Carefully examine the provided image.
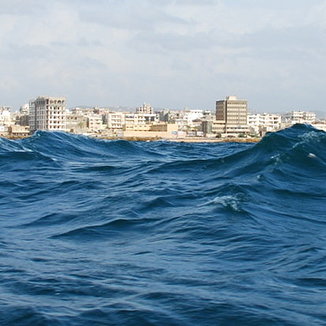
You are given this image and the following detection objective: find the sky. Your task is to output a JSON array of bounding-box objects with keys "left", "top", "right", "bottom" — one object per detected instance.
[{"left": 0, "top": 0, "right": 326, "bottom": 114}]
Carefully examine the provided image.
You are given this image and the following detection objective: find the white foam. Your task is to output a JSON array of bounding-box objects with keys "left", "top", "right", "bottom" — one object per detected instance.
[
  {"left": 202, "top": 195, "right": 242, "bottom": 212},
  {"left": 308, "top": 153, "right": 317, "bottom": 159}
]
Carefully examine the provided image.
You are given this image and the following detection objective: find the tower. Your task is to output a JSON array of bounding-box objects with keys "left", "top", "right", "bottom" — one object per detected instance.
[
  {"left": 216, "top": 96, "right": 249, "bottom": 135},
  {"left": 29, "top": 96, "right": 66, "bottom": 133}
]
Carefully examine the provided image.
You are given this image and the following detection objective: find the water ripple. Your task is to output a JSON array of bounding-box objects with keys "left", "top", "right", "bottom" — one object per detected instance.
[{"left": 0, "top": 124, "right": 325, "bottom": 325}]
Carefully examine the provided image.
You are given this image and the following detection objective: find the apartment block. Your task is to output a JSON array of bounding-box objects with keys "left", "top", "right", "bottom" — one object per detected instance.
[
  {"left": 87, "top": 114, "right": 105, "bottom": 131},
  {"left": 248, "top": 113, "right": 281, "bottom": 135},
  {"left": 29, "top": 96, "right": 66, "bottom": 132},
  {"left": 124, "top": 112, "right": 158, "bottom": 130},
  {"left": 104, "top": 112, "right": 126, "bottom": 130},
  {"left": 282, "top": 111, "right": 316, "bottom": 124}
]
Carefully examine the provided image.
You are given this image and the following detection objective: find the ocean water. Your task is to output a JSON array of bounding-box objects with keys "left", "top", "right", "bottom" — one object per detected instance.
[{"left": 0, "top": 124, "right": 326, "bottom": 326}]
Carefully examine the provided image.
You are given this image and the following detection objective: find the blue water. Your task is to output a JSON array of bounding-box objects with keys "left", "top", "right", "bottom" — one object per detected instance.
[{"left": 0, "top": 124, "right": 326, "bottom": 325}]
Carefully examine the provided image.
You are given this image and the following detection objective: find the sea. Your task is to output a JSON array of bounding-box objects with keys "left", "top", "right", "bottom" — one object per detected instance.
[{"left": 0, "top": 123, "right": 325, "bottom": 326}]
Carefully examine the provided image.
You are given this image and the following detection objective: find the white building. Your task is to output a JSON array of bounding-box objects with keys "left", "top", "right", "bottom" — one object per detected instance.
[
  {"left": 136, "top": 103, "right": 154, "bottom": 114},
  {"left": 184, "top": 110, "right": 204, "bottom": 126},
  {"left": 20, "top": 104, "right": 29, "bottom": 115},
  {"left": 87, "top": 113, "right": 105, "bottom": 131},
  {"left": 0, "top": 107, "right": 12, "bottom": 126},
  {"left": 29, "top": 96, "right": 66, "bottom": 132},
  {"left": 104, "top": 112, "right": 126, "bottom": 130},
  {"left": 168, "top": 110, "right": 206, "bottom": 132},
  {"left": 124, "top": 112, "right": 158, "bottom": 129},
  {"left": 248, "top": 113, "right": 281, "bottom": 135},
  {"left": 282, "top": 111, "right": 316, "bottom": 124}
]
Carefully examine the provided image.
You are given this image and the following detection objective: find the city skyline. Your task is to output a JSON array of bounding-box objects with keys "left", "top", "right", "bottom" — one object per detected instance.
[
  {"left": 3, "top": 94, "right": 323, "bottom": 140},
  {"left": 1, "top": 1, "right": 326, "bottom": 113}
]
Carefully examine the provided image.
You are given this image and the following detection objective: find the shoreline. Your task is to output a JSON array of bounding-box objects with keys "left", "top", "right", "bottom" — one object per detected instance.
[
  {"left": 160, "top": 137, "right": 260, "bottom": 143},
  {"left": 3, "top": 134, "right": 261, "bottom": 143},
  {"left": 102, "top": 137, "right": 261, "bottom": 143}
]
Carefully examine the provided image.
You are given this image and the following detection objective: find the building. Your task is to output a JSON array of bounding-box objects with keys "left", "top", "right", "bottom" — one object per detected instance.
[
  {"left": 158, "top": 109, "right": 181, "bottom": 123},
  {"left": 136, "top": 103, "right": 154, "bottom": 114},
  {"left": 248, "top": 113, "right": 281, "bottom": 135},
  {"left": 216, "top": 96, "right": 249, "bottom": 135},
  {"left": 282, "top": 110, "right": 316, "bottom": 124},
  {"left": 122, "top": 123, "right": 178, "bottom": 139},
  {"left": 12, "top": 104, "right": 30, "bottom": 127},
  {"left": 124, "top": 112, "right": 158, "bottom": 130},
  {"left": 8, "top": 125, "right": 30, "bottom": 138},
  {"left": 87, "top": 113, "right": 105, "bottom": 131},
  {"left": 184, "top": 110, "right": 204, "bottom": 127},
  {"left": 66, "top": 113, "right": 88, "bottom": 133},
  {"left": 0, "top": 106, "right": 12, "bottom": 126},
  {"left": 20, "top": 104, "right": 29, "bottom": 115},
  {"left": 202, "top": 120, "right": 226, "bottom": 137},
  {"left": 29, "top": 96, "right": 66, "bottom": 132},
  {"left": 104, "top": 112, "right": 126, "bottom": 130}
]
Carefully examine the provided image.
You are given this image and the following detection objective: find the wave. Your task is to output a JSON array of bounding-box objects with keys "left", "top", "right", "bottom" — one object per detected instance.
[
  {"left": 1, "top": 124, "right": 326, "bottom": 325},
  {"left": 1, "top": 123, "right": 324, "bottom": 169},
  {"left": 20, "top": 130, "right": 164, "bottom": 161}
]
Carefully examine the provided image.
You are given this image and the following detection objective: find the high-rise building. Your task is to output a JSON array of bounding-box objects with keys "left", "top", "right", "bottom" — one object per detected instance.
[
  {"left": 216, "top": 96, "right": 249, "bottom": 135},
  {"left": 29, "top": 96, "right": 66, "bottom": 132}
]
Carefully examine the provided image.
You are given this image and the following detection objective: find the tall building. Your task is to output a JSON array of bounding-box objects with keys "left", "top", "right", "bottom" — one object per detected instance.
[
  {"left": 29, "top": 96, "right": 66, "bottom": 132},
  {"left": 216, "top": 96, "right": 249, "bottom": 135}
]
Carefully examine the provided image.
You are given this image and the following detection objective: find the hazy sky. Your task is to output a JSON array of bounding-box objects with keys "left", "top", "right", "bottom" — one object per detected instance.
[{"left": 1, "top": 0, "right": 326, "bottom": 113}]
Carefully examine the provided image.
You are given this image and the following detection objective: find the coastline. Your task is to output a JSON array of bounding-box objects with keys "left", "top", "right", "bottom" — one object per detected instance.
[
  {"left": 161, "top": 137, "right": 260, "bottom": 143},
  {"left": 2, "top": 134, "right": 261, "bottom": 143},
  {"left": 107, "top": 137, "right": 261, "bottom": 143}
]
